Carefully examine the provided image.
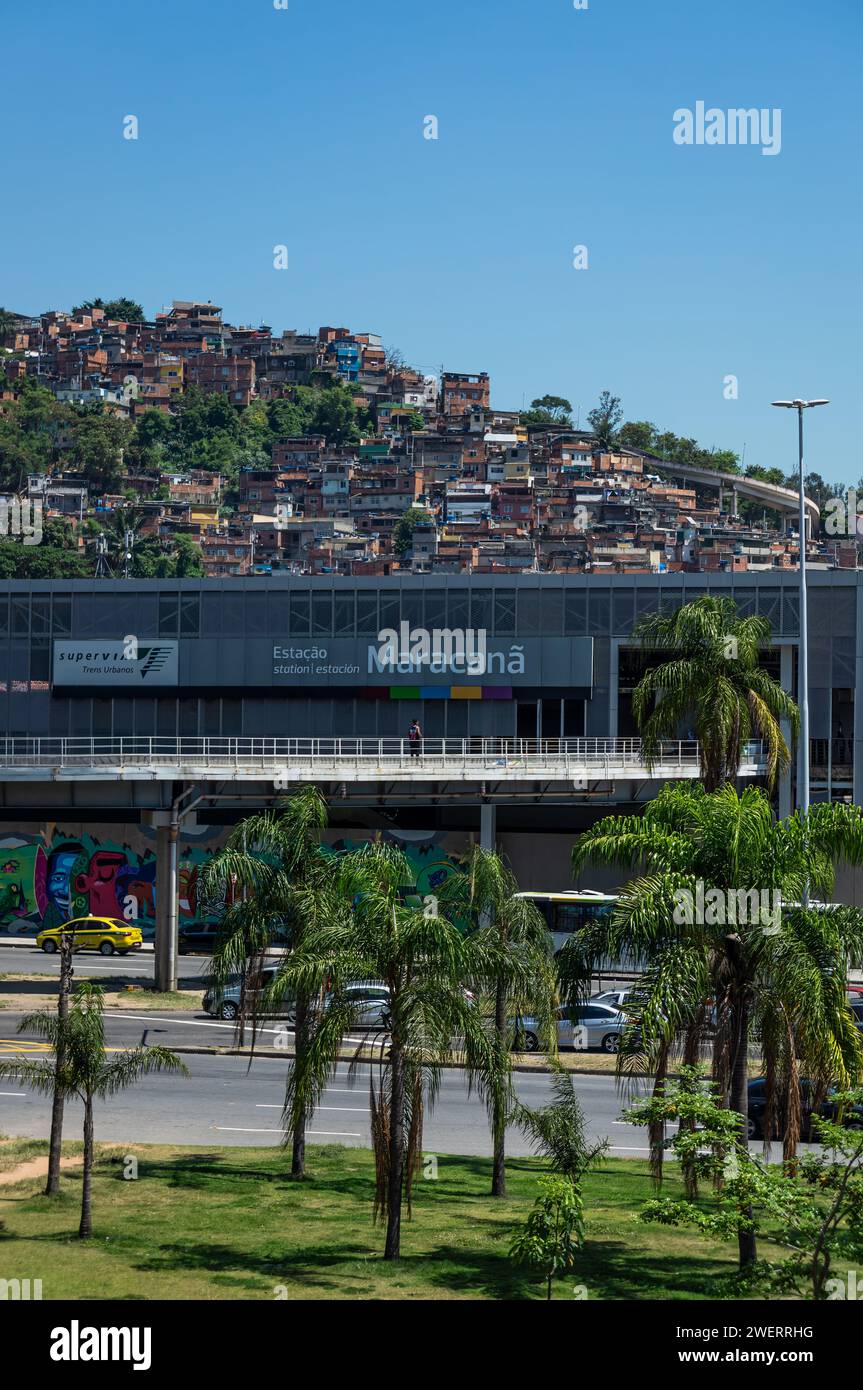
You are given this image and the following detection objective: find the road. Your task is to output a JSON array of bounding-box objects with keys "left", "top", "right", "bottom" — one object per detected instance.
[
  {"left": 0, "top": 944, "right": 212, "bottom": 986},
  {"left": 0, "top": 1007, "right": 655, "bottom": 1157}
]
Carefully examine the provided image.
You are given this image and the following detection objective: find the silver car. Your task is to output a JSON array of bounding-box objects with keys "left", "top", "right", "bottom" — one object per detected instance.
[
  {"left": 202, "top": 965, "right": 292, "bottom": 1022},
  {"left": 515, "top": 1003, "right": 627, "bottom": 1054},
  {"left": 591, "top": 988, "right": 633, "bottom": 1010},
  {"left": 203, "top": 973, "right": 392, "bottom": 1029}
]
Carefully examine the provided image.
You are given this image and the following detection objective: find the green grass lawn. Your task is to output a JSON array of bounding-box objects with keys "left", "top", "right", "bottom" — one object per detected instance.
[{"left": 0, "top": 1138, "right": 799, "bottom": 1301}]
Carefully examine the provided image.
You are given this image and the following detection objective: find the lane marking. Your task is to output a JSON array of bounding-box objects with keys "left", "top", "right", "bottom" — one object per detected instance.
[
  {"left": 0, "top": 1091, "right": 26, "bottom": 1096},
  {"left": 214, "top": 1127, "right": 280, "bottom": 1134},
  {"left": 255, "top": 1103, "right": 368, "bottom": 1114},
  {"left": 214, "top": 1126, "right": 362, "bottom": 1138}
]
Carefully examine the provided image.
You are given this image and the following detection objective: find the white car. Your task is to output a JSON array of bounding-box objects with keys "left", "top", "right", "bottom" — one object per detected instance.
[{"left": 591, "top": 988, "right": 633, "bottom": 1010}]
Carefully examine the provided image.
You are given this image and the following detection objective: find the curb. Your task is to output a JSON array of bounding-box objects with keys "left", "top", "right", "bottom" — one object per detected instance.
[
  {"left": 0, "top": 939, "right": 155, "bottom": 953},
  {"left": 165, "top": 1042, "right": 627, "bottom": 1077}
]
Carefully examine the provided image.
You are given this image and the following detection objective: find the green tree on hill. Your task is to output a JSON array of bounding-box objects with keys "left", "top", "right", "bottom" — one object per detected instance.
[
  {"left": 521, "top": 394, "right": 573, "bottom": 427},
  {"left": 71, "top": 297, "right": 146, "bottom": 323},
  {"left": 70, "top": 408, "right": 132, "bottom": 492},
  {"left": 393, "top": 507, "right": 433, "bottom": 556},
  {"left": 587, "top": 391, "right": 623, "bottom": 449}
]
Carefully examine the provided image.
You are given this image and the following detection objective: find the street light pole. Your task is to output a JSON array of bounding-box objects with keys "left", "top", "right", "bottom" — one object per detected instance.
[
  {"left": 771, "top": 399, "right": 829, "bottom": 891},
  {"left": 797, "top": 405, "right": 808, "bottom": 818}
]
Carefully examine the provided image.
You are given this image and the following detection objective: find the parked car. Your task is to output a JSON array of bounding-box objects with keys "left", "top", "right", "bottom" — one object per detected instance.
[
  {"left": 36, "top": 916, "right": 143, "bottom": 957},
  {"left": 202, "top": 974, "right": 393, "bottom": 1029},
  {"left": 591, "top": 988, "right": 633, "bottom": 1010},
  {"left": 330, "top": 983, "right": 392, "bottom": 1030},
  {"left": 178, "top": 923, "right": 220, "bottom": 955},
  {"left": 514, "top": 1003, "right": 627, "bottom": 1055},
  {"left": 181, "top": 922, "right": 291, "bottom": 955},
  {"left": 202, "top": 965, "right": 292, "bottom": 1022},
  {"left": 747, "top": 1078, "right": 863, "bottom": 1141}
]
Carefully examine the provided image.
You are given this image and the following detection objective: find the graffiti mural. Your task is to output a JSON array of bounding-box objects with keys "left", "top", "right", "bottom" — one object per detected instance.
[
  {"left": 0, "top": 826, "right": 469, "bottom": 938},
  {"left": 326, "top": 830, "right": 467, "bottom": 922},
  {"left": 0, "top": 829, "right": 229, "bottom": 939}
]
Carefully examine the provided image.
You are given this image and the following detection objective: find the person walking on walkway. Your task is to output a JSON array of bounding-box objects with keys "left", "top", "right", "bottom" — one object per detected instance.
[{"left": 408, "top": 719, "right": 423, "bottom": 759}]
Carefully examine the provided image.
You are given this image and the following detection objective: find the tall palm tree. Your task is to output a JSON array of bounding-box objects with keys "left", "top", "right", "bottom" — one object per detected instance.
[
  {"left": 562, "top": 782, "right": 863, "bottom": 1266},
  {"left": 632, "top": 594, "right": 799, "bottom": 791},
  {"left": 198, "top": 785, "right": 335, "bottom": 1180},
  {"left": 440, "top": 846, "right": 558, "bottom": 1197},
  {"left": 0, "top": 983, "right": 186, "bottom": 1237},
  {"left": 44, "top": 925, "right": 75, "bottom": 1196},
  {"left": 275, "top": 841, "right": 503, "bottom": 1260}
]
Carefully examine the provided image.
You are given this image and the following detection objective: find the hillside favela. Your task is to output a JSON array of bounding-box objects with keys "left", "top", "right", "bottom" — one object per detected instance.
[{"left": 1, "top": 297, "right": 856, "bottom": 579}]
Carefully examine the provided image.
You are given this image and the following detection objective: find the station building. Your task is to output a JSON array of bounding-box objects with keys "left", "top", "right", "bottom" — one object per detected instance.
[{"left": 0, "top": 570, "right": 860, "bottom": 945}]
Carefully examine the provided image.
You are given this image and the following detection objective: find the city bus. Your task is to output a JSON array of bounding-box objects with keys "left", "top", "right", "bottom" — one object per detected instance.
[{"left": 514, "top": 890, "right": 618, "bottom": 955}]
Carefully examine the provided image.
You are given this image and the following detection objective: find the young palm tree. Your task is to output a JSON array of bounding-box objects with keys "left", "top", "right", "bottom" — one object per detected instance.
[
  {"left": 198, "top": 785, "right": 336, "bottom": 1180},
  {"left": 275, "top": 841, "right": 503, "bottom": 1260},
  {"left": 562, "top": 782, "right": 863, "bottom": 1266},
  {"left": 440, "top": 846, "right": 558, "bottom": 1197},
  {"left": 0, "top": 983, "right": 186, "bottom": 1238},
  {"left": 511, "top": 1067, "right": 607, "bottom": 1189},
  {"left": 631, "top": 594, "right": 799, "bottom": 791}
]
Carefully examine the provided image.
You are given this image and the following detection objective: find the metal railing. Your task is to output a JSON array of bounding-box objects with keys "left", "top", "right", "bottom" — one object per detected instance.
[
  {"left": 811, "top": 738, "right": 854, "bottom": 767},
  {"left": 0, "top": 736, "right": 768, "bottom": 782}
]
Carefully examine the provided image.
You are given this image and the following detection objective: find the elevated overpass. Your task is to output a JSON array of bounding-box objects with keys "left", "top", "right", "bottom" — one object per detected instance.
[
  {"left": 631, "top": 452, "right": 820, "bottom": 534},
  {"left": 0, "top": 735, "right": 768, "bottom": 788},
  {"left": 0, "top": 735, "right": 768, "bottom": 992}
]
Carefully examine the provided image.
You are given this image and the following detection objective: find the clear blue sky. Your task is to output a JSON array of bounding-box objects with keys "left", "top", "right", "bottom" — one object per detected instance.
[{"left": 2, "top": 0, "right": 860, "bottom": 481}]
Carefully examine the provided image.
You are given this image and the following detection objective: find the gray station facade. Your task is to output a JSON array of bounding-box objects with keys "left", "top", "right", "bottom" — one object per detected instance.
[{"left": 0, "top": 570, "right": 858, "bottom": 804}]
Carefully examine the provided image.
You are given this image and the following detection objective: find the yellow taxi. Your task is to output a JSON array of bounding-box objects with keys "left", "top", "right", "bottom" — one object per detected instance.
[{"left": 36, "top": 916, "right": 144, "bottom": 957}]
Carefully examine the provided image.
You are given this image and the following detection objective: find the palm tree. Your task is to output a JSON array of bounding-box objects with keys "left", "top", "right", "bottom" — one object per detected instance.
[
  {"left": 562, "top": 782, "right": 863, "bottom": 1266},
  {"left": 0, "top": 983, "right": 186, "bottom": 1237},
  {"left": 440, "top": 846, "right": 558, "bottom": 1197},
  {"left": 511, "top": 1067, "right": 607, "bottom": 1189},
  {"left": 198, "top": 786, "right": 336, "bottom": 1180},
  {"left": 44, "top": 924, "right": 75, "bottom": 1196},
  {"left": 631, "top": 594, "right": 799, "bottom": 791},
  {"left": 275, "top": 841, "right": 503, "bottom": 1260}
]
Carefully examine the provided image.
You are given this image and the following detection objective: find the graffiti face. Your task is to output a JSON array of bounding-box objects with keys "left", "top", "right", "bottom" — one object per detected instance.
[
  {"left": 0, "top": 839, "right": 44, "bottom": 926},
  {"left": 47, "top": 849, "right": 83, "bottom": 917},
  {"left": 0, "top": 831, "right": 226, "bottom": 938},
  {"left": 74, "top": 850, "right": 128, "bottom": 919}
]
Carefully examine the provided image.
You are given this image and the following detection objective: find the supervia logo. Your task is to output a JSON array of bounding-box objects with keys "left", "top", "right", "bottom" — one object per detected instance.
[{"left": 138, "top": 646, "right": 173, "bottom": 679}]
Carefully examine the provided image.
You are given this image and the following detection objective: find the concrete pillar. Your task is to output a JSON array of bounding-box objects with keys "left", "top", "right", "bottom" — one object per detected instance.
[
  {"left": 154, "top": 822, "right": 179, "bottom": 993},
  {"left": 609, "top": 639, "right": 620, "bottom": 739},
  {"left": 779, "top": 644, "right": 793, "bottom": 820},
  {"left": 480, "top": 802, "right": 497, "bottom": 853},
  {"left": 854, "top": 576, "right": 863, "bottom": 809}
]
